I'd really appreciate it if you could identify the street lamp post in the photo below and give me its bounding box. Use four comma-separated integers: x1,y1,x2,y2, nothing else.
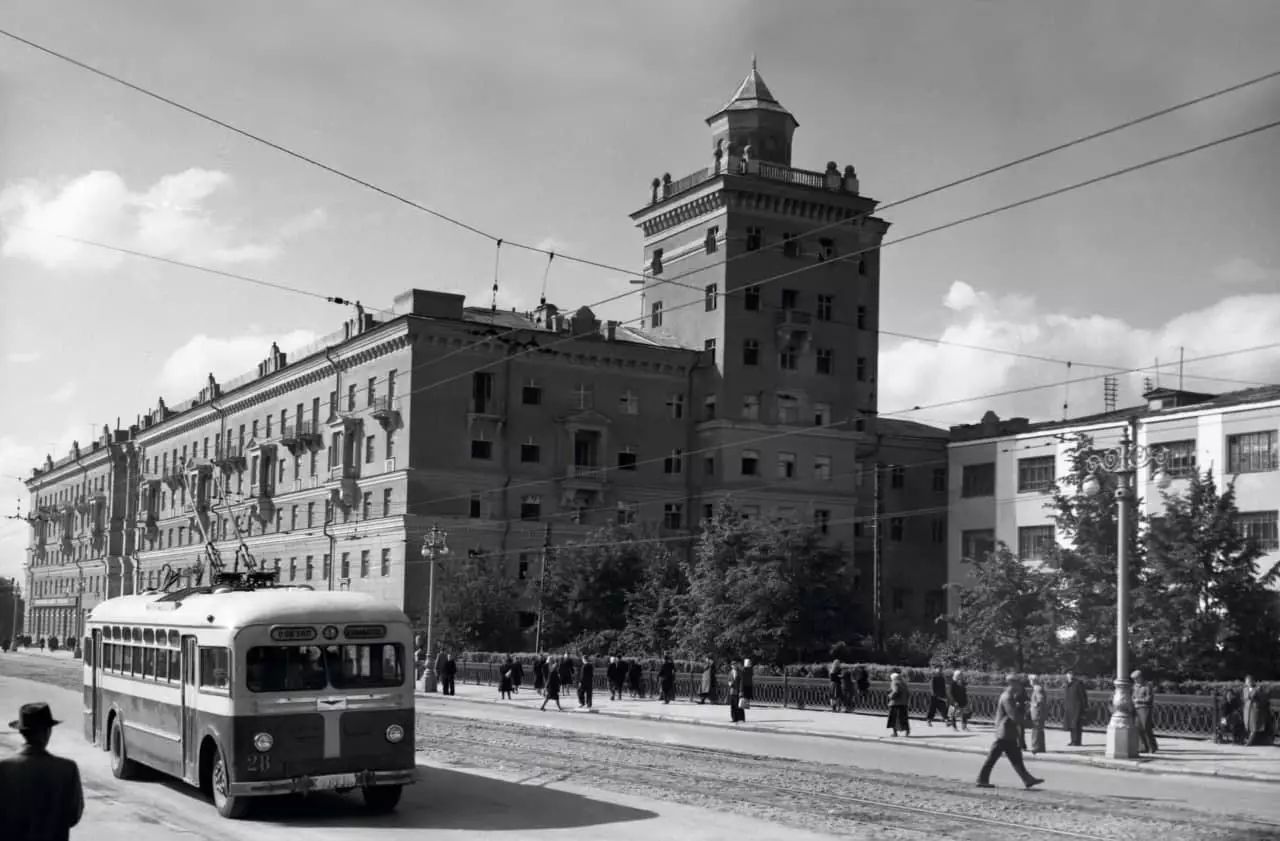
420,525,450,693
1082,417,1172,760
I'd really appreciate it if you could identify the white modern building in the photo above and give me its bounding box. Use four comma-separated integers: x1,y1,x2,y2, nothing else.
946,385,1280,607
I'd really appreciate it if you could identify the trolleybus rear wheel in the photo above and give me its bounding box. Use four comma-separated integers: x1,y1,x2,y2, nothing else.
210,748,251,819
109,717,138,780
362,784,403,813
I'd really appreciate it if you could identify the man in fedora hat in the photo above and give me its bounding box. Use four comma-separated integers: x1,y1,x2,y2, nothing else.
976,674,1044,790
0,702,84,840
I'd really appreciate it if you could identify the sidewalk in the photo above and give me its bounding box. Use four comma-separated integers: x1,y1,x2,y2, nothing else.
418,681,1280,784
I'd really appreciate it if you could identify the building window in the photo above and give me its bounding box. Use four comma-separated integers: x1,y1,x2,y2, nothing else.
961,528,995,562
520,496,541,521
573,383,594,410
1239,511,1279,551
742,339,760,366
781,289,798,309
741,449,759,476
816,349,833,375
742,394,760,421
932,467,947,493
1154,439,1197,480
703,395,717,420
890,464,905,489
616,502,637,525
472,372,494,414
782,233,800,258
663,503,683,529
650,248,664,275
518,559,530,580
305,555,315,581
1018,457,1056,493
705,284,718,311
777,394,799,424
322,554,331,581
856,305,868,329
471,435,492,460
306,502,315,527
664,450,684,474
780,348,798,370
523,379,542,405
667,394,685,419
347,385,357,412
777,452,796,479
340,552,351,579
705,226,719,254
889,518,904,542
818,238,836,261
382,488,392,517
816,294,833,321
855,357,868,381
365,435,376,464
617,449,637,471
361,492,372,520
814,509,831,534
744,286,760,310
813,403,830,426
1018,525,1055,561
961,463,996,498
366,377,377,407
650,301,663,328
469,495,482,518
745,226,762,251
519,440,541,463
380,548,391,576
858,257,868,276
385,430,395,460
1228,431,1278,474
931,518,945,544
619,390,639,415
704,455,715,476
814,455,832,482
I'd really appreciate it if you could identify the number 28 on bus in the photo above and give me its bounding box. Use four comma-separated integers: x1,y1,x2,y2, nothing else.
81,577,417,819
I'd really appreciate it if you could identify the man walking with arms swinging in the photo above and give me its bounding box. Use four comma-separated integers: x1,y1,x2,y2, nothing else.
976,675,1045,790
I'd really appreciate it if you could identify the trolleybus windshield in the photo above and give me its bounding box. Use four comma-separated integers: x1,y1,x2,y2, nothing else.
246,643,405,692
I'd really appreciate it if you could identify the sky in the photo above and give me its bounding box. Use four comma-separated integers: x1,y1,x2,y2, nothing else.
1,0,1279,583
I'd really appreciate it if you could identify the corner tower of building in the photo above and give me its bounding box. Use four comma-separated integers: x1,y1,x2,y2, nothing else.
705,57,800,167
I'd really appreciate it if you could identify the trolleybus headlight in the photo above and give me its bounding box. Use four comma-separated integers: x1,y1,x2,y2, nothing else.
253,732,274,752
385,724,405,744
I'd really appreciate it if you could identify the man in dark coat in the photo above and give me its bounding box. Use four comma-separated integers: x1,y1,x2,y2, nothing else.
976,675,1044,790
607,656,624,701
658,655,676,703
1062,670,1088,746
0,702,84,841
432,648,448,692
578,655,595,709
926,665,948,726
441,654,457,695
741,658,755,708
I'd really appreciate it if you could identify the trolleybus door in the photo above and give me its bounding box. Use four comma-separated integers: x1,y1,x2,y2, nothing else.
85,629,101,744
181,635,198,780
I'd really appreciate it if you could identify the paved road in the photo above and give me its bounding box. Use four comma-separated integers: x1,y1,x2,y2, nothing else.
415,693,1280,820
0,673,836,841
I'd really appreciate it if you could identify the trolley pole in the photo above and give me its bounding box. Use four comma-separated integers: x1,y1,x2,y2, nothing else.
420,525,449,693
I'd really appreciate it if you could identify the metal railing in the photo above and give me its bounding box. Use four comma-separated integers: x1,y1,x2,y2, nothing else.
453,661,1273,739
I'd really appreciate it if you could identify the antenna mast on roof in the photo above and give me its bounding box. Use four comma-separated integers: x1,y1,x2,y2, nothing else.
1061,361,1072,420
1103,376,1118,413
1179,346,1185,390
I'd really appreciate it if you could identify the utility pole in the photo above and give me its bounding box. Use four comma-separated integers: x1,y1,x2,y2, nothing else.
420,525,450,693
872,462,883,652
535,522,551,654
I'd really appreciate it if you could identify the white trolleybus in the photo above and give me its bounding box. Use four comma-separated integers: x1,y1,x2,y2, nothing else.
81,571,417,819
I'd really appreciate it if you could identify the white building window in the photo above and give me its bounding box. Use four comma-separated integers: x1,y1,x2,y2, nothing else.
1018,525,1055,561
742,395,760,421
1239,511,1279,551
619,390,639,415
777,452,796,479
814,455,832,482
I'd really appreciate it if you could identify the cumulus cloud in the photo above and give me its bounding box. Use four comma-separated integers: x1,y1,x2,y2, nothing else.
0,169,325,272
1214,256,1275,286
156,329,320,397
6,351,40,364
47,382,77,403
881,283,1280,426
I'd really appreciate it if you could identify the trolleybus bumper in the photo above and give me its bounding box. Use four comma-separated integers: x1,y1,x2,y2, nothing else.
229,767,418,797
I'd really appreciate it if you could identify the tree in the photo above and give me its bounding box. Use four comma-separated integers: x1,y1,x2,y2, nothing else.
617,541,686,657
538,527,649,650
946,544,1059,673
434,549,524,653
675,503,861,666
1046,432,1144,675
1139,471,1280,679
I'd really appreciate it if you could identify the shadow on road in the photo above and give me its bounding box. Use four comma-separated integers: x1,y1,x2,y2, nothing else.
144,763,657,831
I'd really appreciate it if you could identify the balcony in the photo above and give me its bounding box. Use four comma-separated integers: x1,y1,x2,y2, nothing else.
280,420,323,455
560,463,607,492
329,463,360,482
250,495,275,525
774,309,813,328
163,468,185,492
214,443,247,473
371,396,402,431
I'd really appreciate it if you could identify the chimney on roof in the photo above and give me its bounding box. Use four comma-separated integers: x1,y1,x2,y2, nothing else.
606,320,618,342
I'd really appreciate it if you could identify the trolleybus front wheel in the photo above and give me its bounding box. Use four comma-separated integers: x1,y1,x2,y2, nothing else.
362,784,403,814
109,717,138,780
210,748,251,820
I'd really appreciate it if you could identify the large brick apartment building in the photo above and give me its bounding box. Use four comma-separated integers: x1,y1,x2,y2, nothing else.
20,63,951,644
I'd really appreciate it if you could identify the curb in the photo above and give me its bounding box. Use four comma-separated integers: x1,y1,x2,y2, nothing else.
416,691,1280,785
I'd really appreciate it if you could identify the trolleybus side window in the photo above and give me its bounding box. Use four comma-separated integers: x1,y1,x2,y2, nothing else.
199,647,231,692
83,637,93,667
246,643,405,692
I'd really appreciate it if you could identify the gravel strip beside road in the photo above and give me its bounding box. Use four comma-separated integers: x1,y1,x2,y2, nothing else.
414,714,1278,841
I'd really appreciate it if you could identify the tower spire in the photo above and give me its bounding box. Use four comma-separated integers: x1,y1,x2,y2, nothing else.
751,54,757,72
